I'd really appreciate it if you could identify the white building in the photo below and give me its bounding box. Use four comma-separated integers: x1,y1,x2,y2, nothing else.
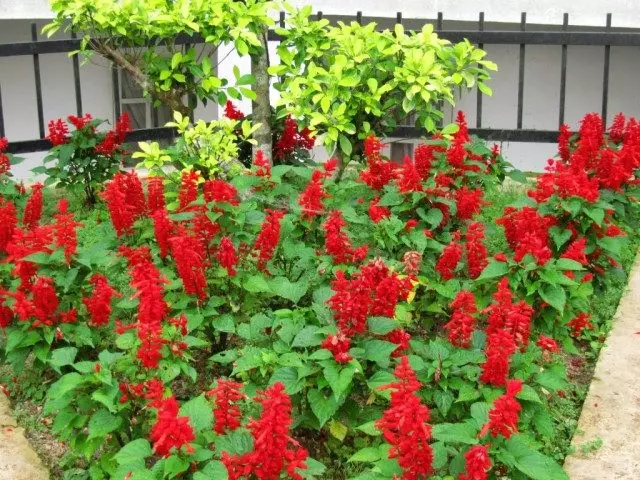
1,0,640,177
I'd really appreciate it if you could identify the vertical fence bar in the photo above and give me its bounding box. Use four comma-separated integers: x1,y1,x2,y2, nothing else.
279,11,285,28
70,32,83,116
31,23,45,138
476,12,485,128
0,82,5,138
436,13,444,127
602,13,612,123
356,11,362,24
317,11,323,20
559,13,569,127
396,11,402,25
516,12,526,129
112,64,121,119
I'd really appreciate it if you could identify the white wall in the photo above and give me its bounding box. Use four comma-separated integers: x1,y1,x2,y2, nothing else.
1,4,640,178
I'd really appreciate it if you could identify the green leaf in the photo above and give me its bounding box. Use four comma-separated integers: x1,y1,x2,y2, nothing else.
540,284,566,311
49,347,78,371
244,274,271,293
339,135,353,157
47,373,84,400
180,394,212,433
88,409,122,439
323,363,356,399
269,276,309,304
348,447,381,463
292,326,323,347
328,420,348,442
456,384,481,403
115,439,152,468
356,421,381,436
363,340,398,368
307,389,340,428
432,422,479,445
194,461,228,480
517,384,543,404
476,260,509,281
555,258,584,271
368,317,399,335
433,390,454,416
505,436,569,480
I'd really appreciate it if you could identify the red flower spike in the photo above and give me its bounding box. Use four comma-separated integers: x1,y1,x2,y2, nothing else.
321,332,352,363
298,170,329,219
178,170,200,211
207,379,246,435
368,198,391,223
47,119,69,146
169,230,208,301
83,274,120,327
204,179,240,206
465,222,488,279
445,291,477,348
151,208,174,259
22,184,44,230
396,155,423,193
460,445,492,480
150,396,195,457
566,312,593,337
146,176,166,213
480,330,517,387
376,356,433,480
536,335,560,353
480,379,523,439
52,199,82,263
436,239,463,281
216,236,238,277
253,209,285,272
0,200,17,254
222,383,308,480
224,101,245,121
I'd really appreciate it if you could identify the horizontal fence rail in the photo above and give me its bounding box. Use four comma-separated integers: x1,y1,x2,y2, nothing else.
0,11,638,154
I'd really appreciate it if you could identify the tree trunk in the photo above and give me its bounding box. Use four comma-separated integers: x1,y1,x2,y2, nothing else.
250,26,273,164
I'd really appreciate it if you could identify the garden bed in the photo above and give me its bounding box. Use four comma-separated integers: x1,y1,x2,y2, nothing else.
1,110,639,480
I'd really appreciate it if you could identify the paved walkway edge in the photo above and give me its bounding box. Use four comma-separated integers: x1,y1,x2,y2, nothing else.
564,251,640,479
0,393,50,479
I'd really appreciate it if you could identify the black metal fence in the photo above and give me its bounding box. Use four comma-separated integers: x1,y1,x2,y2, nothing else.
1,11,639,154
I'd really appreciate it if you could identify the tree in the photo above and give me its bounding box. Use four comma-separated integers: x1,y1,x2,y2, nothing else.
46,0,274,158
271,6,498,176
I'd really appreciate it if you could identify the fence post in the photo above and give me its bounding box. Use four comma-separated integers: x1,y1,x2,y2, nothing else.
70,31,83,116
602,13,612,123
559,13,569,127
31,23,45,138
476,12,485,129
517,12,526,129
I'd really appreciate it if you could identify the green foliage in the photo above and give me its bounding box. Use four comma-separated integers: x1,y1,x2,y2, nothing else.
271,6,497,159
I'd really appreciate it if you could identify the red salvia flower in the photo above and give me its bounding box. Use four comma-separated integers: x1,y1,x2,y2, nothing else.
114,112,132,143
83,274,119,327
558,124,572,161
204,179,240,206
396,156,423,193
323,210,366,264
150,396,195,457
414,144,434,180
402,251,422,276
608,113,626,143
536,335,560,353
119,246,168,369
455,187,484,220
0,292,13,329
275,115,300,160
224,101,245,120
216,236,238,277
151,208,174,259
376,356,433,480
444,291,476,348
368,198,391,223
52,199,81,263
566,312,593,337
465,222,488,279
146,176,166,213
0,137,8,152
102,173,146,237
460,445,492,480
253,209,285,272
480,330,517,387
191,207,220,250
222,383,308,480
22,183,44,230
561,237,588,265
169,230,208,301
253,150,272,179
67,113,93,130
480,379,523,439
30,276,60,328
321,332,352,363
298,170,329,219
47,119,69,146
0,199,17,254
207,379,246,435
386,328,411,357
178,170,200,211
359,135,397,190
436,239,463,280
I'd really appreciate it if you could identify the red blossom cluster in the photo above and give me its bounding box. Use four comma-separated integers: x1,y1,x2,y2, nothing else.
216,236,238,276
52,199,81,263
22,184,44,230
149,396,195,457
146,176,166,213
566,312,593,337
465,222,488,279
222,383,308,480
444,291,476,348
436,235,463,280
323,210,368,264
224,101,245,121
119,246,168,369
497,207,554,265
377,356,433,480
253,209,285,272
82,274,119,326
298,170,330,219
480,379,523,438
368,197,391,223
102,172,147,237
169,229,208,301
178,170,200,211
47,119,69,146
95,113,131,155
460,445,492,480
359,135,397,190
274,115,315,160
207,379,246,434
484,278,534,348
0,137,11,175
204,179,240,206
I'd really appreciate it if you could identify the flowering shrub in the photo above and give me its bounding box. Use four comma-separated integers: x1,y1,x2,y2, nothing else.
0,111,638,480
37,113,132,204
